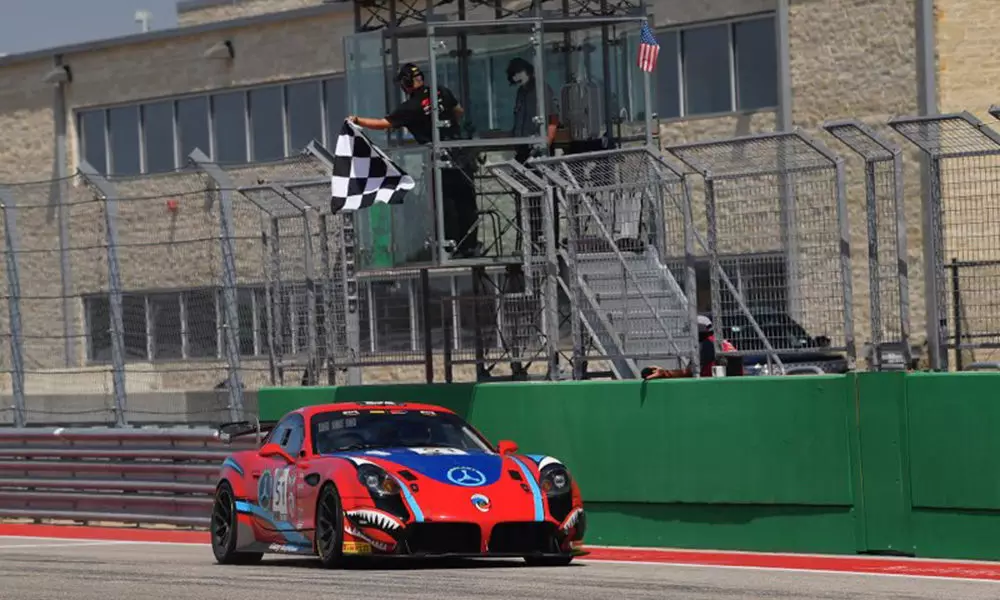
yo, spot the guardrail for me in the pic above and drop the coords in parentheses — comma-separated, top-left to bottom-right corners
(0, 427, 256, 528)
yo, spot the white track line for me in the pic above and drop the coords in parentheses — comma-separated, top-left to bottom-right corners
(577, 558, 1000, 584)
(1, 535, 997, 584)
(0, 540, 140, 549)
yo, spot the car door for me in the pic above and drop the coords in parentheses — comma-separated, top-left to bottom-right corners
(252, 414, 306, 539)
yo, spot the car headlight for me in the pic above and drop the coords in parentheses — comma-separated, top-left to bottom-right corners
(357, 464, 400, 497)
(539, 464, 571, 495)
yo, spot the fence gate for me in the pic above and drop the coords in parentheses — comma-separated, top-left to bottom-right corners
(824, 119, 913, 370)
(889, 112, 1000, 371)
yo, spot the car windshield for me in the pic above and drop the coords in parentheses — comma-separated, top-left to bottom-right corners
(309, 408, 494, 455)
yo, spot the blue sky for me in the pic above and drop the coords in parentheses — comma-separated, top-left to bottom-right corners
(0, 0, 180, 56)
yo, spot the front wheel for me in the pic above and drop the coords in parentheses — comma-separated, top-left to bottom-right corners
(211, 481, 263, 565)
(315, 482, 346, 569)
(524, 555, 574, 567)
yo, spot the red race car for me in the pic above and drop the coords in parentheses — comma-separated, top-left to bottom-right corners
(210, 400, 586, 567)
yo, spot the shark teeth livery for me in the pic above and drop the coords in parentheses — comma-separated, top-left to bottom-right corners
(346, 508, 404, 531)
(560, 507, 584, 532)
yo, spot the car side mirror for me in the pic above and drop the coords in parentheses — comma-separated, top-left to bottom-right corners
(498, 440, 518, 455)
(259, 442, 294, 463)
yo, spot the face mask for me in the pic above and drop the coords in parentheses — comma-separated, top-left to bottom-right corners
(512, 71, 529, 85)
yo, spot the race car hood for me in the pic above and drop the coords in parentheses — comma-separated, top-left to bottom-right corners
(332, 447, 516, 488)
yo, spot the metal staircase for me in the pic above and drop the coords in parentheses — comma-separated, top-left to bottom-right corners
(532, 148, 698, 379)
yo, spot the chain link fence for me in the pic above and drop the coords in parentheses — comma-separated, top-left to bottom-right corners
(7, 108, 1000, 425)
(667, 131, 857, 372)
(824, 119, 913, 370)
(889, 111, 1000, 371)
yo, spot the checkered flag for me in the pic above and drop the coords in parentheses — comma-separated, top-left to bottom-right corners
(330, 119, 415, 213)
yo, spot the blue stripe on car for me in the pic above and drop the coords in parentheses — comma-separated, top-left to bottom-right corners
(234, 500, 311, 546)
(510, 457, 545, 521)
(391, 474, 425, 522)
(222, 457, 243, 476)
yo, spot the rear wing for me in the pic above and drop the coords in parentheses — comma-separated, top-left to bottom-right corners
(217, 418, 278, 446)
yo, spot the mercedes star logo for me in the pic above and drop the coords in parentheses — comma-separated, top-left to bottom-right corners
(446, 466, 487, 487)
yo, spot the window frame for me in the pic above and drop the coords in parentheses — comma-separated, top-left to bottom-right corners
(73, 72, 348, 175)
(650, 12, 779, 121)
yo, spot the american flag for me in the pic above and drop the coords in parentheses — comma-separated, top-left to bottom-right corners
(637, 21, 659, 72)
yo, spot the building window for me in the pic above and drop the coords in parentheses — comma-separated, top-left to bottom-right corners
(77, 74, 347, 174)
(248, 86, 284, 161)
(286, 81, 323, 153)
(108, 106, 141, 176)
(651, 15, 778, 120)
(324, 77, 348, 145)
(212, 91, 248, 164)
(733, 18, 779, 111)
(683, 25, 732, 116)
(84, 286, 285, 363)
(141, 101, 176, 174)
(177, 96, 210, 163)
(79, 110, 107, 174)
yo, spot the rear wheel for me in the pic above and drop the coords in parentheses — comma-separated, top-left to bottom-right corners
(315, 483, 346, 569)
(211, 481, 263, 565)
(524, 555, 574, 567)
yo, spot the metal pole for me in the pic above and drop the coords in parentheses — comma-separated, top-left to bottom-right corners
(188, 149, 245, 421)
(318, 214, 336, 385)
(835, 157, 857, 367)
(543, 185, 560, 380)
(892, 149, 913, 368)
(950, 258, 962, 371)
(864, 160, 882, 370)
(682, 178, 700, 376)
(0, 187, 26, 426)
(916, 0, 941, 370)
(77, 161, 128, 427)
(428, 26, 449, 264)
(421, 268, 434, 383)
(776, 0, 792, 132)
(52, 55, 73, 368)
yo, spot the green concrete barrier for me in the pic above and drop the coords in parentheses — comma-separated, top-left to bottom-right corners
(257, 371, 1000, 561)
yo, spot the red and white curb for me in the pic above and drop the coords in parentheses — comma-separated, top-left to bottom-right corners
(2, 523, 999, 582)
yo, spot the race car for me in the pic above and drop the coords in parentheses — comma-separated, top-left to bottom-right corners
(210, 400, 586, 567)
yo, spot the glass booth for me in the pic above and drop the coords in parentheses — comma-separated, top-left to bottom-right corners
(342, 15, 656, 271)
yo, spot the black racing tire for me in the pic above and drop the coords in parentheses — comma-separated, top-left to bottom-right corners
(524, 555, 574, 567)
(211, 481, 263, 565)
(314, 482, 346, 569)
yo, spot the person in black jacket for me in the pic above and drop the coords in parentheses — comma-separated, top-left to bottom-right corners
(349, 63, 480, 257)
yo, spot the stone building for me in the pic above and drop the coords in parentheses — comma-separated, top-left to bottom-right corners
(0, 0, 993, 396)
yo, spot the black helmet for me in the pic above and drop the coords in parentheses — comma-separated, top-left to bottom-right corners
(395, 63, 424, 88)
(505, 57, 534, 85)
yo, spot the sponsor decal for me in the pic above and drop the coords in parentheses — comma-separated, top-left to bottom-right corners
(342, 541, 373, 555)
(409, 447, 468, 456)
(267, 543, 310, 554)
(366, 450, 391, 456)
(470, 493, 491, 513)
(344, 525, 392, 552)
(361, 401, 399, 406)
(257, 470, 273, 510)
(446, 466, 487, 487)
(419, 410, 437, 416)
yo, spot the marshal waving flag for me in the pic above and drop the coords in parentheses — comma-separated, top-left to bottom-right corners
(636, 20, 659, 73)
(330, 119, 415, 213)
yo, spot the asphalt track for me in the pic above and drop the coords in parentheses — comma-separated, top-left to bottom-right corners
(2, 535, 999, 600)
